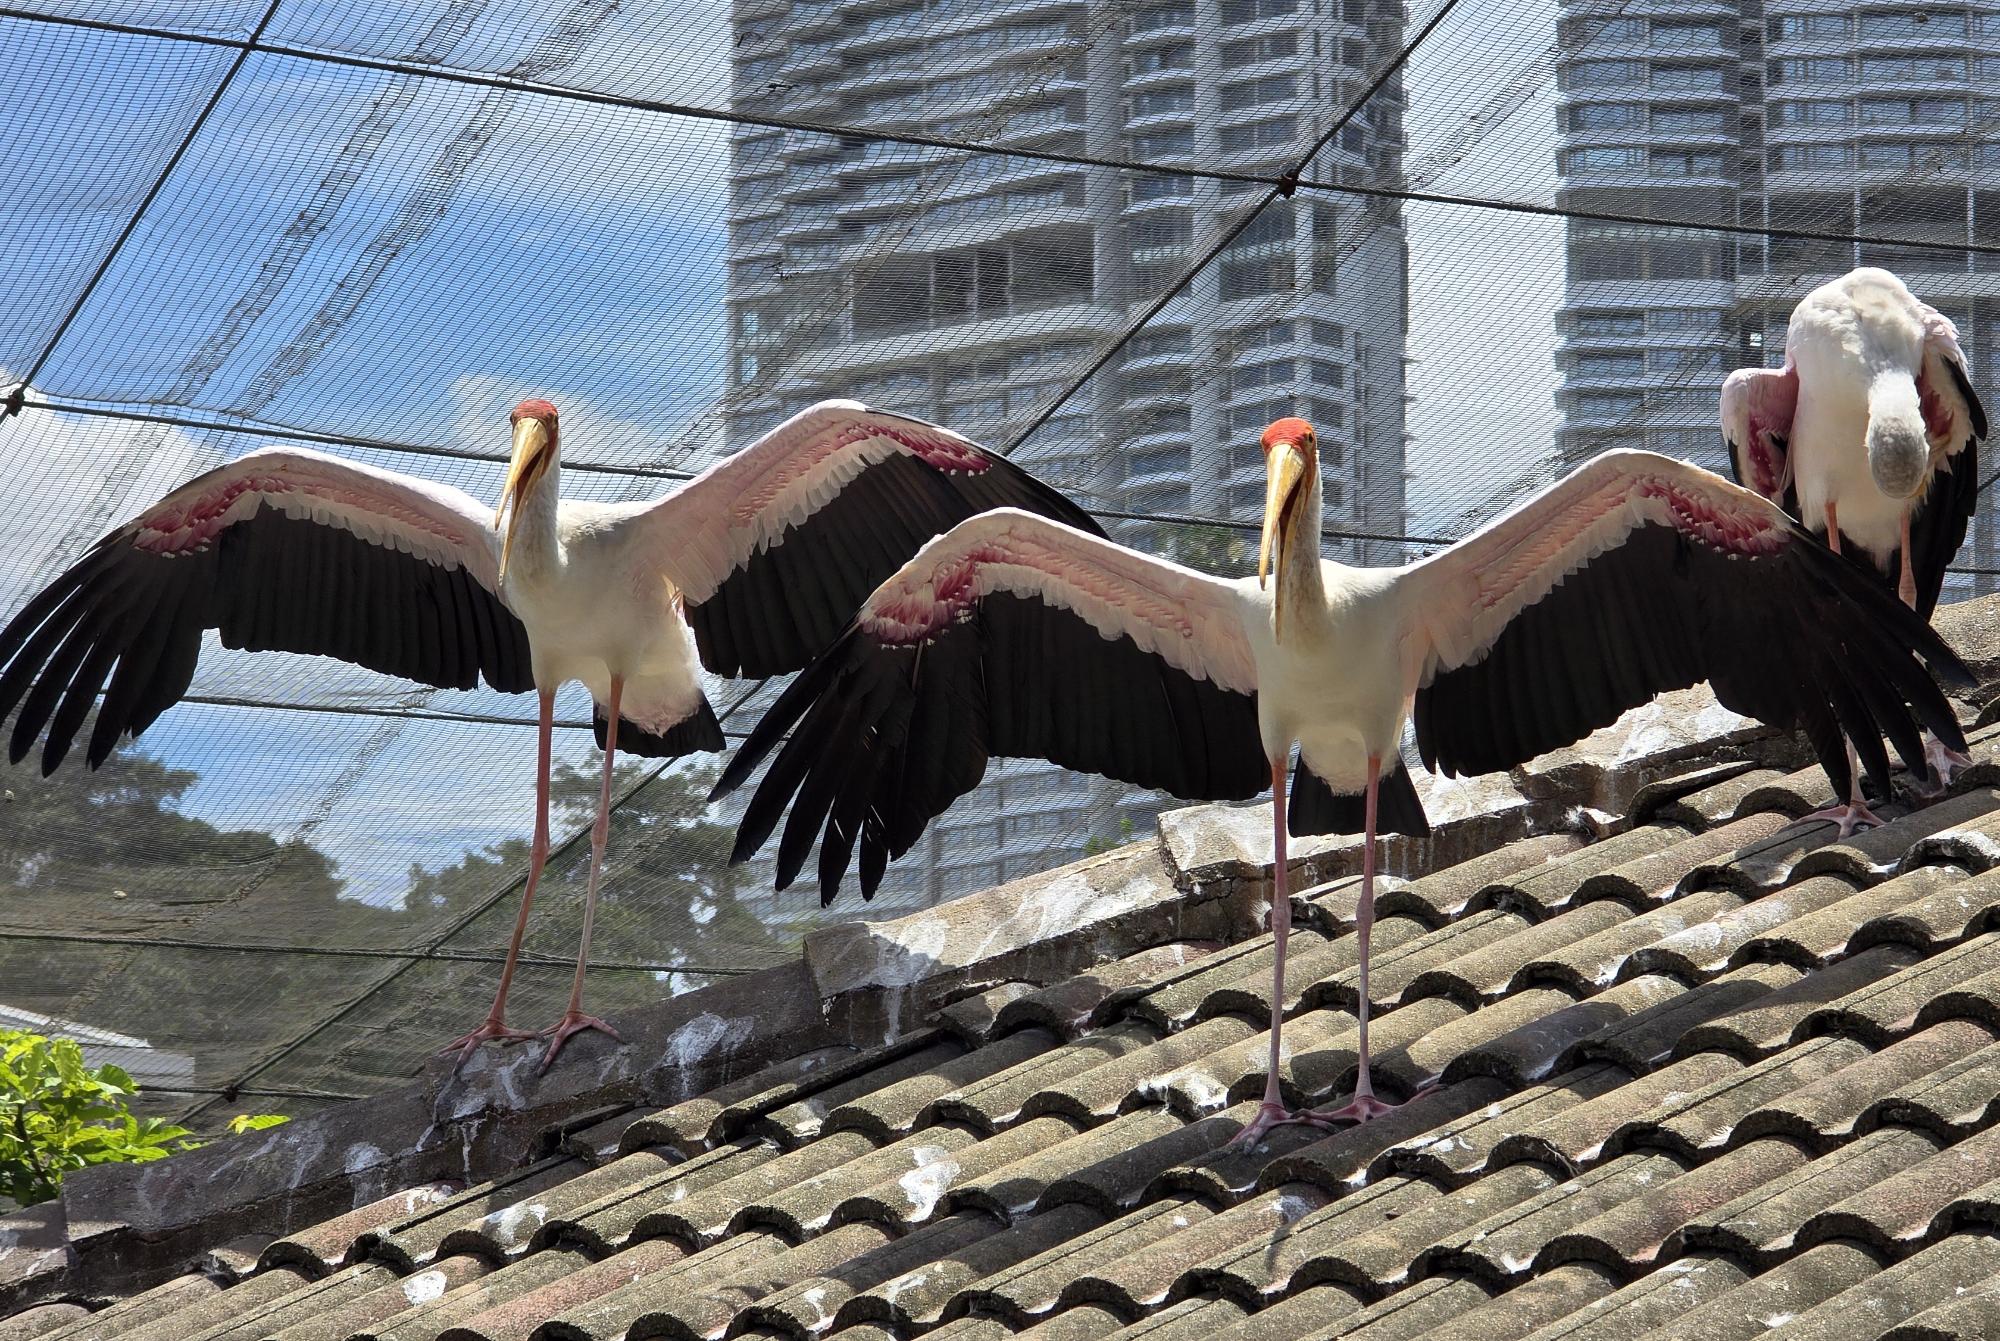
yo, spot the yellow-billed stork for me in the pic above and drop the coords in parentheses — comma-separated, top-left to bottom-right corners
(1725, 266, 1987, 829)
(718, 417, 1973, 1143)
(0, 398, 1101, 1071)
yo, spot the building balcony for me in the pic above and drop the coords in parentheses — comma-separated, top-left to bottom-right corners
(828, 301, 1125, 372)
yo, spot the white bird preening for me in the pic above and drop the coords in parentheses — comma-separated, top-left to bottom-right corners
(718, 416, 1972, 1145)
(0, 397, 1101, 1071)
(1724, 267, 1987, 832)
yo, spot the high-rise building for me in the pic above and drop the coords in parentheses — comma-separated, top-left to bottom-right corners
(722, 0, 1410, 912)
(1555, 0, 2000, 597)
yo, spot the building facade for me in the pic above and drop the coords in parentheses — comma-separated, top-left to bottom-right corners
(722, 0, 1410, 911)
(1555, 0, 2000, 598)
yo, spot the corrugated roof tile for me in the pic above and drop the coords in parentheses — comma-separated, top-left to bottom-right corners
(950, 1109, 1182, 1223)
(827, 1030, 1060, 1142)
(1537, 1136, 1807, 1276)
(1650, 767, 1790, 828)
(545, 1139, 773, 1255)
(1406, 902, 1633, 1008)
(372, 1242, 592, 1341)
(1794, 930, 2000, 1046)
(437, 1239, 682, 1341)
(1799, 1124, 2000, 1253)
(1626, 877, 1859, 980)
(535, 1228, 791, 1341)
(1607, 1035, 1868, 1160)
(268, 1253, 492, 1341)
(1421, 1151, 1688, 1285)
(30, 1269, 220, 1341)
(835, 1205, 1100, 1334)
(1877, 1275, 2000, 1341)
(0, 1305, 88, 1341)
(1787, 789, 2000, 886)
(1202, 1283, 1368, 1341)
(1065, 1187, 1316, 1314)
(835, 1115, 1076, 1231)
(1514, 1252, 1752, 1341)
(1863, 1036, 2000, 1136)
(1294, 1163, 1558, 1295)
(950, 1196, 1212, 1326)
(1516, 891, 1747, 996)
(1674, 944, 1925, 1060)
(1488, 1051, 1741, 1171)
(1369, 834, 1586, 929)
(1733, 867, 1969, 969)
(1422, 1261, 1623, 1341)
(1849, 865, 2000, 955)
(927, 1021, 1165, 1133)
(617, 1046, 867, 1155)
(1309, 1274, 1496, 1341)
(740, 1125, 983, 1239)
(1561, 966, 1800, 1075)
(1244, 1081, 1492, 1188)
(1676, 1126, 1945, 1267)
(1382, 1064, 1628, 1184)
(995, 944, 1218, 1039)
(103, 1266, 315, 1341)
(1475, 826, 1695, 918)
(1751, 1231, 2000, 1340)
(1733, 1018, 1997, 1148)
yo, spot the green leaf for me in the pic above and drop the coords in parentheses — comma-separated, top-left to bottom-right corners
(226, 1114, 290, 1134)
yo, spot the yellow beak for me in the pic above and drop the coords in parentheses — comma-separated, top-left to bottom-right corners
(496, 417, 551, 583)
(1258, 440, 1310, 641)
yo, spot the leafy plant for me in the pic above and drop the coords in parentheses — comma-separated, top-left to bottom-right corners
(0, 1029, 197, 1207)
(226, 1113, 290, 1134)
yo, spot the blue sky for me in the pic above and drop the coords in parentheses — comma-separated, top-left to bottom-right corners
(0, 0, 1565, 900)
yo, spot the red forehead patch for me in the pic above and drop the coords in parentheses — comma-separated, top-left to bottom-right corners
(512, 398, 559, 423)
(1260, 417, 1314, 450)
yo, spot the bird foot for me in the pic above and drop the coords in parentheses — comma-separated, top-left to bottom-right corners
(1226, 1100, 1336, 1148)
(1799, 800, 1884, 838)
(438, 1017, 539, 1072)
(1303, 1082, 1431, 1126)
(537, 1011, 623, 1074)
(1916, 739, 1974, 798)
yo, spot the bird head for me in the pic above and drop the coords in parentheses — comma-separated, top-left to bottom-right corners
(1258, 417, 1317, 643)
(1865, 375, 1929, 501)
(497, 399, 559, 583)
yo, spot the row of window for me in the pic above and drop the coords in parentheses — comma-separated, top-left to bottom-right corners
(1771, 10, 1980, 41)
(1563, 60, 1728, 92)
(1564, 146, 1730, 177)
(1771, 54, 1991, 83)
(1770, 141, 1996, 169)
(1569, 349, 1725, 379)
(1569, 104, 1728, 134)
(1571, 308, 1723, 338)
(1565, 16, 1726, 48)
(1773, 96, 1998, 127)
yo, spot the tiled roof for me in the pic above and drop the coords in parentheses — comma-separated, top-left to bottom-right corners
(9, 598, 2000, 1341)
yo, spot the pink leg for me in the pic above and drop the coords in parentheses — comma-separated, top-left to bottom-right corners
(539, 678, 627, 1073)
(1800, 738, 1885, 836)
(1899, 511, 1918, 610)
(1228, 759, 1306, 1148)
(1801, 509, 1889, 831)
(1306, 757, 1417, 1124)
(1897, 512, 1969, 797)
(440, 688, 554, 1069)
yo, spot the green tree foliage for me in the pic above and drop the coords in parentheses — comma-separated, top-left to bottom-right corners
(0, 1029, 195, 1207)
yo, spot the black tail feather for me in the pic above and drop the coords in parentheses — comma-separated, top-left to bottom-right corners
(597, 694, 725, 759)
(1288, 757, 1431, 839)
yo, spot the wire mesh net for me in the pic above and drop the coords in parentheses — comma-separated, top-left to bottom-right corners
(2, 0, 1997, 1126)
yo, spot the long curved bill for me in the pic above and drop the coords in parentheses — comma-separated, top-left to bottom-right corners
(1259, 440, 1310, 641)
(496, 417, 552, 583)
